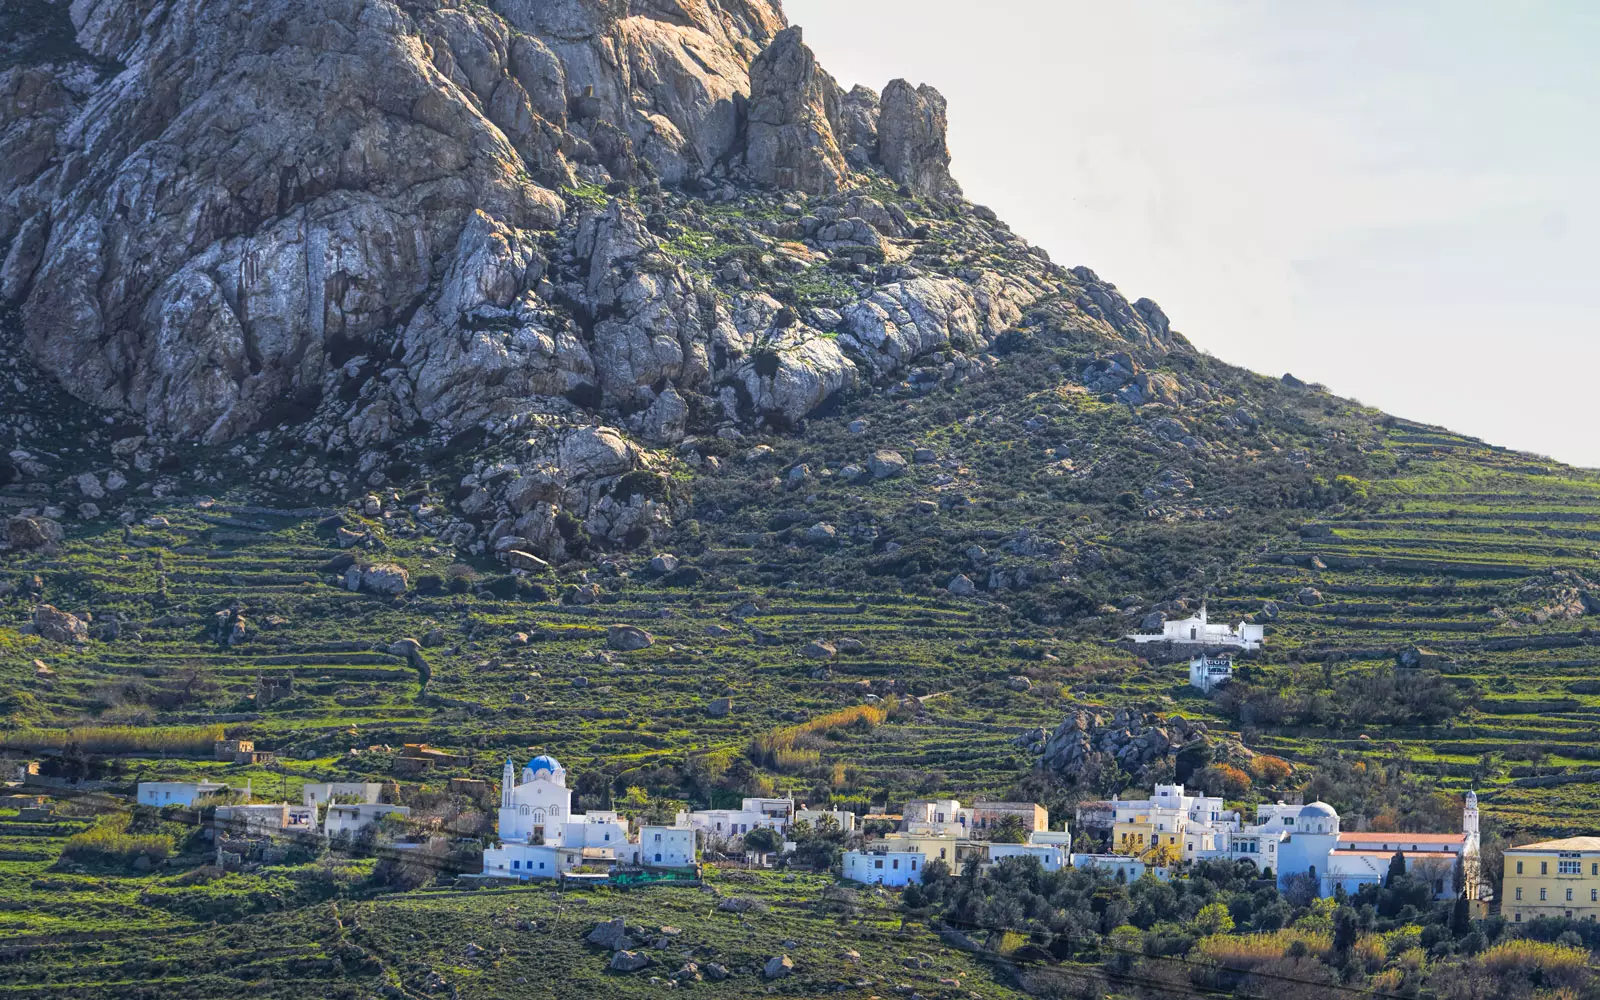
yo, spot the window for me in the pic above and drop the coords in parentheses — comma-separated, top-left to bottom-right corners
(1593, 863, 1599, 876)
(653, 833, 661, 842)
(538, 862, 545, 870)
(1593, 890, 1598, 902)
(1540, 888, 1547, 900)
(874, 859, 883, 869)
(1517, 861, 1524, 874)
(513, 860, 520, 870)
(1559, 860, 1581, 875)
(1516, 887, 1523, 900)
(1568, 889, 1575, 901)
(654, 853, 662, 863)
(911, 860, 918, 870)
(1542, 861, 1549, 875)
(892, 859, 900, 870)
(1516, 912, 1522, 922)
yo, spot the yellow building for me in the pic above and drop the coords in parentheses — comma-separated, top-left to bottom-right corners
(1113, 812, 1155, 855)
(880, 833, 962, 867)
(1502, 837, 1600, 923)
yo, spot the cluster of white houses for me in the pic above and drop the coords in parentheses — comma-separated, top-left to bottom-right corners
(138, 762, 1482, 903)
(137, 779, 411, 838)
(1077, 783, 1482, 900)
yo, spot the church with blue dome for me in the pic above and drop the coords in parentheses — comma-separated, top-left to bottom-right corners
(479, 754, 695, 881)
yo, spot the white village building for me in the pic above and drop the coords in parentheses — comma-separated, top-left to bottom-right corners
(1109, 783, 1242, 861)
(1189, 653, 1234, 692)
(1128, 605, 1264, 651)
(840, 799, 1070, 886)
(324, 802, 411, 837)
(676, 797, 795, 846)
(1265, 794, 1481, 900)
(480, 755, 697, 880)
(214, 802, 317, 835)
(137, 781, 229, 807)
(843, 847, 926, 886)
(302, 782, 384, 807)
(795, 806, 858, 833)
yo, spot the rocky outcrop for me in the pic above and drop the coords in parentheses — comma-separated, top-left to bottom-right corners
(1022, 707, 1239, 786)
(877, 81, 960, 199)
(743, 28, 847, 194)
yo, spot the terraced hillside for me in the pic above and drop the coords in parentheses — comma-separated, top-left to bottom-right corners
(7, 312, 1600, 838)
(1214, 425, 1600, 834)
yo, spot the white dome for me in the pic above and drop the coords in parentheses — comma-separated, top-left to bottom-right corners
(1300, 801, 1337, 819)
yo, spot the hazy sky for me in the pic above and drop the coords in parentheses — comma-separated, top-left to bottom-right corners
(787, 1, 1600, 467)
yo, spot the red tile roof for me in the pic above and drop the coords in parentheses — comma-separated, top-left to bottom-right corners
(1337, 833, 1465, 844)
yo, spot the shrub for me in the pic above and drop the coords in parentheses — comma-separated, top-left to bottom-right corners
(1194, 929, 1331, 969)
(750, 703, 886, 769)
(1, 724, 224, 755)
(1478, 939, 1590, 990)
(60, 813, 173, 869)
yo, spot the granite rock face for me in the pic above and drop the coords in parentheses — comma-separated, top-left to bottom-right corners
(743, 27, 848, 195)
(2, 0, 1188, 561)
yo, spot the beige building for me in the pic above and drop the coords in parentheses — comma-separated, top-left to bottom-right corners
(970, 802, 1048, 835)
(1503, 836, 1600, 923)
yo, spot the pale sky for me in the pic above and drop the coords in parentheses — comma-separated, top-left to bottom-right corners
(787, 1, 1600, 467)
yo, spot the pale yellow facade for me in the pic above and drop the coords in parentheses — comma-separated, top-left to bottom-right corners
(1112, 815, 1180, 858)
(1502, 837, 1600, 923)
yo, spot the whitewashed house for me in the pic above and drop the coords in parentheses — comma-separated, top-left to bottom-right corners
(842, 848, 925, 886)
(137, 781, 228, 807)
(988, 842, 1067, 871)
(1110, 783, 1240, 861)
(302, 782, 383, 807)
(1128, 605, 1263, 651)
(1189, 653, 1234, 692)
(324, 802, 410, 836)
(902, 799, 967, 836)
(677, 797, 794, 844)
(1071, 853, 1171, 882)
(633, 825, 696, 867)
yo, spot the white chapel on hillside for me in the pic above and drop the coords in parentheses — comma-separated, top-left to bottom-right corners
(1128, 604, 1264, 651)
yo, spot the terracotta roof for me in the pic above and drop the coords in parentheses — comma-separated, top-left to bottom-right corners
(1334, 850, 1460, 859)
(1337, 833, 1465, 844)
(1507, 836, 1600, 853)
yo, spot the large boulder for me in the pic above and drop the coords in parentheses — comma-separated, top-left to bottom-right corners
(33, 605, 87, 643)
(869, 450, 908, 480)
(743, 27, 847, 194)
(606, 624, 655, 651)
(6, 516, 62, 551)
(762, 955, 793, 979)
(361, 563, 410, 596)
(609, 950, 652, 973)
(586, 917, 633, 951)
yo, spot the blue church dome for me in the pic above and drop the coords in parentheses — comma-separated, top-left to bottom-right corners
(526, 754, 563, 775)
